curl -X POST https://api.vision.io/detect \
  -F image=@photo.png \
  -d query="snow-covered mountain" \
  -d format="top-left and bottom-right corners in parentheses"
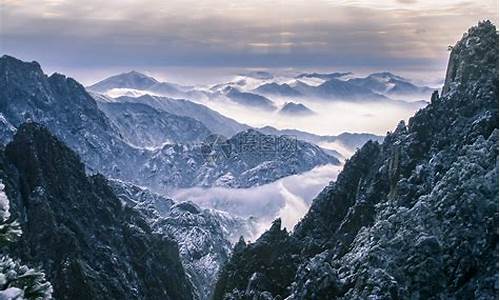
top-left (97, 101), bottom-right (212, 148)
top-left (348, 72), bottom-right (434, 100)
top-left (88, 70), bottom-right (160, 92)
top-left (103, 94), bottom-right (250, 137)
top-left (110, 179), bottom-right (258, 300)
top-left (213, 21), bottom-right (499, 300)
top-left (0, 56), bottom-right (338, 194)
top-left (87, 71), bottom-right (207, 100)
top-left (135, 129), bottom-right (339, 191)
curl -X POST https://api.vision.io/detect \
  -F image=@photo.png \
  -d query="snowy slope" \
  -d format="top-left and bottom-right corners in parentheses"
top-left (110, 179), bottom-right (257, 300)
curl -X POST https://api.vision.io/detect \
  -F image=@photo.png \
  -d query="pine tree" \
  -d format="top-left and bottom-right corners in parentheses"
top-left (0, 181), bottom-right (53, 300)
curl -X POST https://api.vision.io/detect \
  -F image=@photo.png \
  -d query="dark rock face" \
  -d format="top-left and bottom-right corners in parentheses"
top-left (213, 219), bottom-right (301, 300)
top-left (0, 123), bottom-right (194, 300)
top-left (213, 22), bottom-right (498, 300)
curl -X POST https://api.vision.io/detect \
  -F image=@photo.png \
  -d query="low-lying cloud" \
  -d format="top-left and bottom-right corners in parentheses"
top-left (171, 164), bottom-right (342, 239)
top-left (201, 95), bottom-right (426, 136)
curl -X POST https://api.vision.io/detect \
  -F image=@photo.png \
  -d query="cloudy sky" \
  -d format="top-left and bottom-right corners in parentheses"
top-left (1, 0), bottom-right (497, 84)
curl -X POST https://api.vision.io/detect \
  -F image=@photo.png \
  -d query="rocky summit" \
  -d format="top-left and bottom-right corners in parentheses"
top-left (213, 21), bottom-right (498, 300)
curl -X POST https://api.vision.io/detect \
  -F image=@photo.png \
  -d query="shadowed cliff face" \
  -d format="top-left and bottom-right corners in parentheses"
top-left (213, 21), bottom-right (498, 300)
top-left (0, 123), bottom-right (194, 300)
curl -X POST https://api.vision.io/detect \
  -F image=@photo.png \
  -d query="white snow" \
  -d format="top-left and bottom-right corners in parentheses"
top-left (0, 182), bottom-right (10, 221)
top-left (0, 287), bottom-right (23, 300)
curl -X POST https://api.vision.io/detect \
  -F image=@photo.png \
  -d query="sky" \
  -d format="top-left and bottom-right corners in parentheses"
top-left (0, 0), bottom-right (498, 84)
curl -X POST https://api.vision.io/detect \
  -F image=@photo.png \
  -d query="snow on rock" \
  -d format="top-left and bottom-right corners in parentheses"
top-left (0, 182), bottom-right (10, 221)
top-left (110, 179), bottom-right (258, 300)
top-left (213, 21), bottom-right (499, 300)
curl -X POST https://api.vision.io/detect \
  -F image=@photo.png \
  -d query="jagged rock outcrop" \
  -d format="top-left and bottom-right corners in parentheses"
top-left (213, 21), bottom-right (498, 300)
top-left (0, 123), bottom-right (194, 300)
top-left (213, 219), bottom-right (301, 300)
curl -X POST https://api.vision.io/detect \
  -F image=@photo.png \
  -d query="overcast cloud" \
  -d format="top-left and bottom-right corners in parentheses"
top-left (0, 0), bottom-right (497, 83)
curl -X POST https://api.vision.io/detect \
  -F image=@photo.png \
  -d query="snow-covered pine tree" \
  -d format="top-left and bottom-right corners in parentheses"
top-left (0, 181), bottom-right (52, 300)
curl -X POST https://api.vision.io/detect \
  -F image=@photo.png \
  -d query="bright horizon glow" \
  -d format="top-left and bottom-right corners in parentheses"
top-left (1, 0), bottom-right (497, 84)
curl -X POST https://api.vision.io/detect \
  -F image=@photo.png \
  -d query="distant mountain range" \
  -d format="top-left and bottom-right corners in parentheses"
top-left (0, 55), bottom-right (339, 194)
top-left (87, 70), bottom-right (206, 100)
top-left (223, 87), bottom-right (277, 110)
top-left (296, 71), bottom-right (353, 81)
top-left (88, 69), bottom-right (433, 111)
top-left (347, 72), bottom-right (435, 100)
top-left (95, 93), bottom-right (250, 137)
top-left (257, 126), bottom-right (384, 157)
top-left (252, 82), bottom-right (303, 98)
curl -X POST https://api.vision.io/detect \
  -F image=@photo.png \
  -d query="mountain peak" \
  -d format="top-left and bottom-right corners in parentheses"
top-left (121, 70), bottom-right (158, 81)
top-left (0, 55), bottom-right (43, 76)
top-left (279, 102), bottom-right (315, 116)
top-left (87, 70), bottom-right (158, 92)
top-left (442, 20), bottom-right (498, 96)
top-left (0, 54), bottom-right (41, 68)
top-left (238, 71), bottom-right (273, 80)
top-left (213, 23), bottom-right (499, 299)
top-left (368, 71), bottom-right (405, 80)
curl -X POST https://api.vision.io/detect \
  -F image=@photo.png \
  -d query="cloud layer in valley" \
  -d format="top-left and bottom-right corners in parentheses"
top-left (171, 164), bottom-right (342, 240)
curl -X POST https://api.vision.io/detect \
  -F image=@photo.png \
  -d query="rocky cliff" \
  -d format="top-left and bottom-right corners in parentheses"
top-left (213, 21), bottom-right (499, 300)
top-left (0, 123), bottom-right (194, 300)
